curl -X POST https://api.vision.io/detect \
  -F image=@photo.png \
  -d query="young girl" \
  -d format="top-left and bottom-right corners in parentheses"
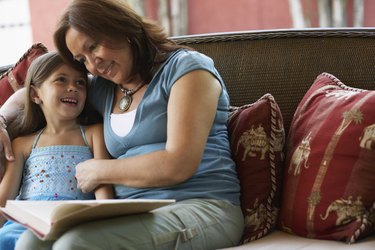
top-left (0, 51), bottom-right (113, 249)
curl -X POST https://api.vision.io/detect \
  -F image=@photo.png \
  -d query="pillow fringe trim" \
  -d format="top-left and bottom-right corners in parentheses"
top-left (246, 93), bottom-right (284, 242)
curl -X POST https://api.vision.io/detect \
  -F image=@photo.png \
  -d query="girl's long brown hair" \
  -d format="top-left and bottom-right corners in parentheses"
top-left (21, 51), bottom-right (88, 135)
top-left (54, 0), bottom-right (190, 83)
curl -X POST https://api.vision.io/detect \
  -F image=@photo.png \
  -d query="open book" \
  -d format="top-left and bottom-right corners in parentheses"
top-left (0, 199), bottom-right (175, 240)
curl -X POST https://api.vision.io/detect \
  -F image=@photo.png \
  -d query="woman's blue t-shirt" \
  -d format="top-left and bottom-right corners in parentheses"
top-left (89, 49), bottom-right (240, 205)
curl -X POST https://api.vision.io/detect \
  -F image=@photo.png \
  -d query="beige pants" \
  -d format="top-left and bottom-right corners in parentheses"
top-left (15, 199), bottom-right (244, 250)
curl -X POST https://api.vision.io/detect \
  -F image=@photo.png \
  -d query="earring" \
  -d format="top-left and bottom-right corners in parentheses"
top-left (34, 99), bottom-right (40, 104)
top-left (127, 38), bottom-right (131, 44)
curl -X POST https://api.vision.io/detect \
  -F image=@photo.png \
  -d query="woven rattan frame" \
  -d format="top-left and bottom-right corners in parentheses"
top-left (1, 28), bottom-right (375, 135)
top-left (172, 28), bottom-right (375, 135)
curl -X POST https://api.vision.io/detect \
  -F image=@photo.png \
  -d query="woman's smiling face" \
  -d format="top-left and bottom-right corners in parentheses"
top-left (65, 27), bottom-right (134, 85)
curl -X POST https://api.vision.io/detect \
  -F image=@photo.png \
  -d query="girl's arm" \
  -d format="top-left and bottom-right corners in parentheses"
top-left (86, 123), bottom-right (114, 199)
top-left (0, 137), bottom-right (28, 226)
top-left (75, 70), bottom-right (221, 192)
top-left (94, 184), bottom-right (114, 200)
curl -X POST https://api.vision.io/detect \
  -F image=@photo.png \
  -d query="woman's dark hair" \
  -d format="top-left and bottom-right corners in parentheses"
top-left (21, 51), bottom-right (89, 135)
top-left (54, 0), bottom-right (189, 83)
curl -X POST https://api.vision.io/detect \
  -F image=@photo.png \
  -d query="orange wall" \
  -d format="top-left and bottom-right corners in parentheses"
top-left (29, 0), bottom-right (71, 50)
top-left (29, 0), bottom-right (375, 51)
top-left (187, 0), bottom-right (292, 34)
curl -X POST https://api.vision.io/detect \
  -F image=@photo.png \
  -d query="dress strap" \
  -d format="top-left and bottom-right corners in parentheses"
top-left (79, 125), bottom-right (90, 147)
top-left (32, 128), bottom-right (45, 149)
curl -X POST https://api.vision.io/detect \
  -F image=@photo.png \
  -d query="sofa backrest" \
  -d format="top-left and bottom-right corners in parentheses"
top-left (1, 28), bottom-right (374, 135)
top-left (172, 28), bottom-right (375, 135)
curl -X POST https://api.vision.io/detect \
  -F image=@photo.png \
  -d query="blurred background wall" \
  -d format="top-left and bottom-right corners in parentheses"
top-left (1, 0), bottom-right (374, 66)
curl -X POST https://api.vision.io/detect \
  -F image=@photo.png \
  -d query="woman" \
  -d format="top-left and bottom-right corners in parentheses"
top-left (0, 0), bottom-right (244, 249)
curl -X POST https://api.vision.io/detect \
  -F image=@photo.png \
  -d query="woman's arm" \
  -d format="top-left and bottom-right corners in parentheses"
top-left (0, 137), bottom-right (27, 226)
top-left (0, 88), bottom-right (27, 163)
top-left (86, 123), bottom-right (114, 199)
top-left (75, 70), bottom-right (222, 192)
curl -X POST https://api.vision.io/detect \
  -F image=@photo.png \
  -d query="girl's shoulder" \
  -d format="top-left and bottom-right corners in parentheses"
top-left (83, 123), bottom-right (103, 135)
top-left (81, 123), bottom-right (104, 145)
top-left (12, 131), bottom-right (39, 156)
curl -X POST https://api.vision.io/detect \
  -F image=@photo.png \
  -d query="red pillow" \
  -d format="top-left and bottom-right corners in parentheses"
top-left (279, 72), bottom-right (375, 243)
top-left (0, 43), bottom-right (48, 106)
top-left (227, 93), bottom-right (285, 244)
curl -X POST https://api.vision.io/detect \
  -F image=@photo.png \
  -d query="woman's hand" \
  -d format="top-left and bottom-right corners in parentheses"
top-left (0, 88), bottom-right (27, 170)
top-left (0, 126), bottom-right (14, 172)
top-left (75, 159), bottom-right (101, 193)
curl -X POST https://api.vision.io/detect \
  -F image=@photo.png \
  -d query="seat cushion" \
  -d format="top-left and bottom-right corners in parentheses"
top-left (219, 230), bottom-right (375, 250)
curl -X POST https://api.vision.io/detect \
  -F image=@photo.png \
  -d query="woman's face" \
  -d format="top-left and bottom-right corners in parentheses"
top-left (65, 27), bottom-right (133, 85)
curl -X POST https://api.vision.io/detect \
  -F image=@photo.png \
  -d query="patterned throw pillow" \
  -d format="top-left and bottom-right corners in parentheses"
top-left (0, 43), bottom-right (48, 106)
top-left (227, 93), bottom-right (285, 244)
top-left (279, 72), bottom-right (375, 243)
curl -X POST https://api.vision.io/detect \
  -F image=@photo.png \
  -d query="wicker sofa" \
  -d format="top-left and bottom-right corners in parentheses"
top-left (1, 28), bottom-right (375, 249)
top-left (173, 28), bottom-right (375, 249)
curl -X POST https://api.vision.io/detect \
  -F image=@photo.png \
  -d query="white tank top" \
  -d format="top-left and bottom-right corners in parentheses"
top-left (110, 109), bottom-right (137, 137)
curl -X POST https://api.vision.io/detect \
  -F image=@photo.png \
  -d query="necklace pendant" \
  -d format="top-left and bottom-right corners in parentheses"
top-left (119, 95), bottom-right (132, 112)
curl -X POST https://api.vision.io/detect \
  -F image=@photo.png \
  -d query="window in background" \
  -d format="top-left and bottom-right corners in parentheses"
top-left (0, 0), bottom-right (32, 66)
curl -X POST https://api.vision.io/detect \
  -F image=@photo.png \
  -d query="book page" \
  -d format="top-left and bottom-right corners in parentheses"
top-left (0, 200), bottom-right (68, 236)
top-left (6, 200), bottom-right (67, 224)
top-left (1, 199), bottom-right (175, 240)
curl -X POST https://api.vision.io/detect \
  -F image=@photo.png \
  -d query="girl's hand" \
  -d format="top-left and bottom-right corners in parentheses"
top-left (75, 159), bottom-right (100, 193)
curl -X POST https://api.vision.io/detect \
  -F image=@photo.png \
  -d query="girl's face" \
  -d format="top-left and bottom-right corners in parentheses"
top-left (31, 64), bottom-right (87, 122)
top-left (65, 27), bottom-right (133, 85)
